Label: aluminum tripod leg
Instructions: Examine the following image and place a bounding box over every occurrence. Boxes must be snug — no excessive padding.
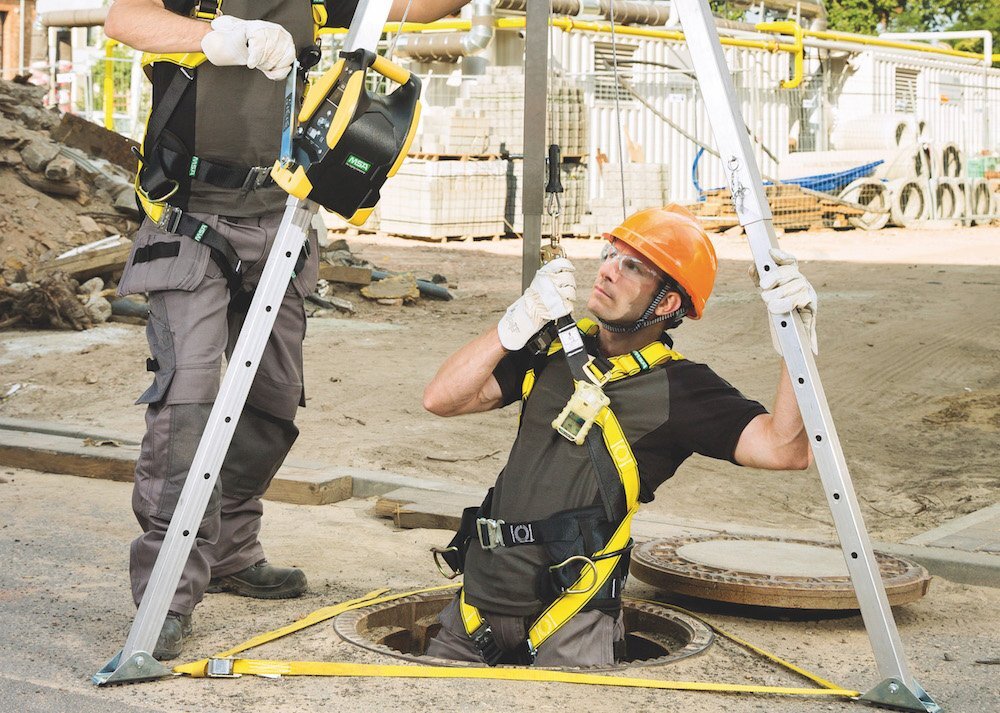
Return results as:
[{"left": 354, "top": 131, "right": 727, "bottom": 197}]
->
[
  {"left": 93, "top": 197, "right": 316, "bottom": 685},
  {"left": 520, "top": 0, "right": 548, "bottom": 290},
  {"left": 671, "top": 2, "right": 939, "bottom": 711}
]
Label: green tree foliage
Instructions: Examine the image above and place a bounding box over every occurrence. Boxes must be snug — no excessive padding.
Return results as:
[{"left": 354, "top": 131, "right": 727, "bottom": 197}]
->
[
  {"left": 829, "top": 1, "right": 999, "bottom": 56},
  {"left": 827, "top": 0, "right": 900, "bottom": 35}
]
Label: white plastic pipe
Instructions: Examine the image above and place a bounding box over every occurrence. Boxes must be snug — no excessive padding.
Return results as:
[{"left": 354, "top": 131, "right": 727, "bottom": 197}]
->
[
  {"left": 395, "top": 0, "right": 495, "bottom": 61},
  {"left": 39, "top": 8, "right": 109, "bottom": 28}
]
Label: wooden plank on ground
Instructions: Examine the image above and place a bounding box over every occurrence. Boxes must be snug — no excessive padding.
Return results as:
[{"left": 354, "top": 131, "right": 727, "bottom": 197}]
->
[
  {"left": 375, "top": 487, "right": 480, "bottom": 530},
  {"left": 0, "top": 430, "right": 138, "bottom": 481},
  {"left": 264, "top": 464, "right": 352, "bottom": 505},
  {"left": 0, "top": 426, "right": 350, "bottom": 506},
  {"left": 318, "top": 262, "right": 372, "bottom": 285},
  {"left": 33, "top": 242, "right": 133, "bottom": 282}
]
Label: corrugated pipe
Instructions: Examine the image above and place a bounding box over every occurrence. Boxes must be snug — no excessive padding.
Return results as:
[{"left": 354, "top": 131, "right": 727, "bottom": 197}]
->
[
  {"left": 394, "top": 0, "right": 495, "bottom": 61},
  {"left": 39, "top": 8, "right": 108, "bottom": 28},
  {"left": 497, "top": 0, "right": 677, "bottom": 27}
]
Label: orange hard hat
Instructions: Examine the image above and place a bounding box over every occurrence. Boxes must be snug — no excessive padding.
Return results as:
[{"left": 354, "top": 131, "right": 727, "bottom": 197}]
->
[{"left": 605, "top": 204, "right": 717, "bottom": 319}]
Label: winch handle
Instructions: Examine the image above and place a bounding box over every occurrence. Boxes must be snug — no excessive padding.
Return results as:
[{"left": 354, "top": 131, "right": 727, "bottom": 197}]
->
[
  {"left": 545, "top": 144, "right": 563, "bottom": 194},
  {"left": 370, "top": 54, "right": 412, "bottom": 86}
]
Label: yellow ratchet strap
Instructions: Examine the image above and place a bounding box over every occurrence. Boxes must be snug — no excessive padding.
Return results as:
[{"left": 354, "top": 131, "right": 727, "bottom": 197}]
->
[{"left": 172, "top": 585, "right": 858, "bottom": 700}]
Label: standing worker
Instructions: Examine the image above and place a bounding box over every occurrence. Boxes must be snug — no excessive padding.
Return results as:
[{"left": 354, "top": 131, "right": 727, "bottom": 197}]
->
[
  {"left": 104, "top": 0, "right": 470, "bottom": 660},
  {"left": 422, "top": 205, "right": 818, "bottom": 666}
]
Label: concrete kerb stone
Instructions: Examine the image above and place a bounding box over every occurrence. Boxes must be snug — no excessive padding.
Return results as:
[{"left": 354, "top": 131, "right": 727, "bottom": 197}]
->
[
  {"left": 872, "top": 542, "right": 1000, "bottom": 589},
  {"left": 2, "top": 418, "right": 995, "bottom": 589}
]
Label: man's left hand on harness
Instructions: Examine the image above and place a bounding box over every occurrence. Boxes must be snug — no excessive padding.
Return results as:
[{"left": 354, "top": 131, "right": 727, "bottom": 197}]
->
[
  {"left": 497, "top": 257, "right": 576, "bottom": 351},
  {"left": 751, "top": 247, "right": 818, "bottom": 355}
]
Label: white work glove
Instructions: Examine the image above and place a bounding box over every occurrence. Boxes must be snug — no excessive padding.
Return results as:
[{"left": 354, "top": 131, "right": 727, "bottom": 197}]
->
[
  {"left": 750, "top": 247, "right": 818, "bottom": 355},
  {"left": 245, "top": 20, "right": 296, "bottom": 80},
  {"left": 497, "top": 257, "right": 577, "bottom": 351},
  {"left": 201, "top": 16, "right": 295, "bottom": 81}
]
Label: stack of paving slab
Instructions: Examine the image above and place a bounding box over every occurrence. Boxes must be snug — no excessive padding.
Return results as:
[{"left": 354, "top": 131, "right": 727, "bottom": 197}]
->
[
  {"left": 504, "top": 161, "right": 587, "bottom": 235},
  {"left": 414, "top": 105, "right": 494, "bottom": 156},
  {"left": 378, "top": 159, "right": 508, "bottom": 239},
  {"left": 573, "top": 163, "right": 671, "bottom": 236},
  {"left": 411, "top": 67, "right": 588, "bottom": 156}
]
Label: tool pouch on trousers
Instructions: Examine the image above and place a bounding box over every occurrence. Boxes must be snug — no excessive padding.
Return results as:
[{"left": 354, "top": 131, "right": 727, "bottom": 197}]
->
[{"left": 117, "top": 217, "right": 217, "bottom": 297}]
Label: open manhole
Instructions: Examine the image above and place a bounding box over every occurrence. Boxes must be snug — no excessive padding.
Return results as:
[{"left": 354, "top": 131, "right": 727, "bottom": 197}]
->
[
  {"left": 334, "top": 591, "right": 714, "bottom": 671},
  {"left": 631, "top": 535, "right": 932, "bottom": 610}
]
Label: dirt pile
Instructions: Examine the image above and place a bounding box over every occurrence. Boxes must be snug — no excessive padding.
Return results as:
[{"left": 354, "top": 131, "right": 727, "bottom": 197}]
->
[{"left": 0, "top": 78, "right": 138, "bottom": 282}]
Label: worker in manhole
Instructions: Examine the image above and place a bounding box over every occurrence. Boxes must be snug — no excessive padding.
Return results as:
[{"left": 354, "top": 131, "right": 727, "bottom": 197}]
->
[
  {"left": 104, "top": 0, "right": 472, "bottom": 662},
  {"left": 423, "top": 205, "right": 817, "bottom": 666}
]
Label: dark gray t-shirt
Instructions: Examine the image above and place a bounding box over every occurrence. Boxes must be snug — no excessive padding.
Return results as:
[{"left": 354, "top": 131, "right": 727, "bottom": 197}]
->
[
  {"left": 463, "top": 333, "right": 768, "bottom": 616},
  {"left": 157, "top": 0, "right": 360, "bottom": 216}
]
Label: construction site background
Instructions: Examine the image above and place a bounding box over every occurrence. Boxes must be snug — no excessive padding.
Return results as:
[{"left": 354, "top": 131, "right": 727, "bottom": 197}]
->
[{"left": 28, "top": 5, "right": 998, "bottom": 242}]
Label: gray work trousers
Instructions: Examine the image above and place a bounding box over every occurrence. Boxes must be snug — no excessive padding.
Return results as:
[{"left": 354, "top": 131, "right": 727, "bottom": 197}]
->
[
  {"left": 426, "top": 594, "right": 625, "bottom": 668},
  {"left": 118, "top": 211, "right": 319, "bottom": 615}
]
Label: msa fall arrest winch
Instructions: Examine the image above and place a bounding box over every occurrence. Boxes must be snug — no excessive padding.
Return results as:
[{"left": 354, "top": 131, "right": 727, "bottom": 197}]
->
[{"left": 270, "top": 48, "right": 421, "bottom": 226}]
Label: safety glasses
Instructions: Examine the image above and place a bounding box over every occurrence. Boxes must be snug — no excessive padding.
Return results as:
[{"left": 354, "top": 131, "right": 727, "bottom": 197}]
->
[{"left": 599, "top": 241, "right": 662, "bottom": 282}]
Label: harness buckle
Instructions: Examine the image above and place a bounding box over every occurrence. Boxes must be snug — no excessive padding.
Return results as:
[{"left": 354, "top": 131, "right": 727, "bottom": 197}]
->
[
  {"left": 156, "top": 205, "right": 183, "bottom": 234},
  {"left": 205, "top": 657, "right": 241, "bottom": 678},
  {"left": 470, "top": 623, "right": 504, "bottom": 667},
  {"left": 242, "top": 166, "right": 273, "bottom": 192},
  {"left": 476, "top": 517, "right": 506, "bottom": 550}
]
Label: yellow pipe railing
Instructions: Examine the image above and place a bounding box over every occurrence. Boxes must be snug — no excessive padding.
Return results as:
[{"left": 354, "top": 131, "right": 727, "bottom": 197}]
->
[
  {"left": 322, "top": 16, "right": 798, "bottom": 54},
  {"left": 322, "top": 15, "right": 994, "bottom": 66},
  {"left": 803, "top": 27, "right": 989, "bottom": 63},
  {"left": 754, "top": 20, "right": 803, "bottom": 88},
  {"left": 320, "top": 16, "right": 801, "bottom": 88}
]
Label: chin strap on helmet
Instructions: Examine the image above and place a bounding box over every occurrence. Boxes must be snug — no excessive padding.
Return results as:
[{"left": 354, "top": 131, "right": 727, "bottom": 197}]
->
[{"left": 598, "top": 282, "right": 688, "bottom": 334}]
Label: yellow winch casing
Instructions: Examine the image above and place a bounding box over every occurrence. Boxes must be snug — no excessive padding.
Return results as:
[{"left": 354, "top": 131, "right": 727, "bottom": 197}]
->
[{"left": 271, "top": 49, "right": 421, "bottom": 226}]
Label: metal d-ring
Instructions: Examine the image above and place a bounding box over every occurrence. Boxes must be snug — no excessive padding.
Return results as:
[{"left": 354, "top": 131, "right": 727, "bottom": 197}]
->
[
  {"left": 431, "top": 546, "right": 461, "bottom": 580},
  {"left": 550, "top": 555, "right": 599, "bottom": 594}
]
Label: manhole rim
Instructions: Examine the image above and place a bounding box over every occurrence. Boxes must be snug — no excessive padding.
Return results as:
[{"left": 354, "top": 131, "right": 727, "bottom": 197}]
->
[
  {"left": 630, "top": 535, "right": 931, "bottom": 609},
  {"left": 334, "top": 591, "right": 714, "bottom": 671}
]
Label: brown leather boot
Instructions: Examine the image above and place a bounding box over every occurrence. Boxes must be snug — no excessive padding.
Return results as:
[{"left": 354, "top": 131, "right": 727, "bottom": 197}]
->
[{"left": 152, "top": 612, "right": 192, "bottom": 661}]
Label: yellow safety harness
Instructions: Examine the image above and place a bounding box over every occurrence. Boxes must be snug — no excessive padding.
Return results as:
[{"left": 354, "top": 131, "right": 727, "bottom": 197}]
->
[
  {"left": 449, "top": 319, "right": 686, "bottom": 664},
  {"left": 171, "top": 585, "right": 860, "bottom": 702},
  {"left": 132, "top": 0, "right": 327, "bottom": 291}
]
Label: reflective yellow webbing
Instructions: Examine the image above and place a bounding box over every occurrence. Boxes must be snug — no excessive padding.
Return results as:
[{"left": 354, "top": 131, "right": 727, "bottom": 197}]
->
[
  {"left": 462, "top": 319, "right": 684, "bottom": 655},
  {"left": 172, "top": 585, "right": 859, "bottom": 700}
]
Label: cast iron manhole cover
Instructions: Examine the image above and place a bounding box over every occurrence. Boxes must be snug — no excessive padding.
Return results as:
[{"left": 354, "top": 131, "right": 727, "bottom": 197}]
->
[
  {"left": 335, "top": 590, "right": 714, "bottom": 671},
  {"left": 630, "top": 535, "right": 931, "bottom": 609}
]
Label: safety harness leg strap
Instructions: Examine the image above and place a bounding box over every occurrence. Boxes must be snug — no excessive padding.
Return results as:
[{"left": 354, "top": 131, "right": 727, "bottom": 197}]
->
[{"left": 159, "top": 209, "right": 244, "bottom": 291}]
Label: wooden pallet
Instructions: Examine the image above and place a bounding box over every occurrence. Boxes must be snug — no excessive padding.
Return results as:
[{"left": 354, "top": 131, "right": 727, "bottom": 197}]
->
[
  {"left": 407, "top": 153, "right": 503, "bottom": 162},
  {"left": 383, "top": 231, "right": 507, "bottom": 244},
  {"left": 692, "top": 184, "right": 868, "bottom": 232}
]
